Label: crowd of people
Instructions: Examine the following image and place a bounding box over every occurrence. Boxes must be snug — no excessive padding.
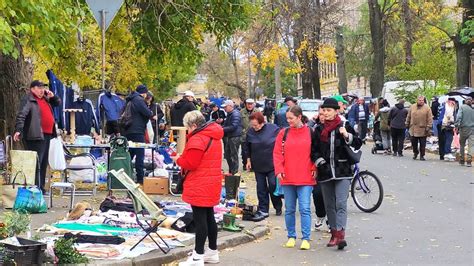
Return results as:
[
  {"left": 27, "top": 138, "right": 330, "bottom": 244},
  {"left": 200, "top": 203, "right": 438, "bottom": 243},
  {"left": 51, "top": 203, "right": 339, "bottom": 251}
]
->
[{"left": 12, "top": 80, "right": 473, "bottom": 265}]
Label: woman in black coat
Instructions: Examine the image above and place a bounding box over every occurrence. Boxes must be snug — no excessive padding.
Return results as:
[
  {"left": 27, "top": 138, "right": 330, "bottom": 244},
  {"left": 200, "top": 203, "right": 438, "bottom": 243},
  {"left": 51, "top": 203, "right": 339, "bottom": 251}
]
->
[
  {"left": 312, "top": 98, "right": 362, "bottom": 250},
  {"left": 243, "top": 112, "right": 282, "bottom": 221}
]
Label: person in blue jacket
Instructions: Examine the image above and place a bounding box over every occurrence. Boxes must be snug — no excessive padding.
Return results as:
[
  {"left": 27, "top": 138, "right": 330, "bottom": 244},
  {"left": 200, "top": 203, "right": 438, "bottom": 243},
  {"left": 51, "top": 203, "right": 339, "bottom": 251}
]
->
[
  {"left": 70, "top": 96, "right": 101, "bottom": 140},
  {"left": 97, "top": 90, "right": 125, "bottom": 136},
  {"left": 123, "top": 85, "right": 157, "bottom": 184},
  {"left": 348, "top": 97, "right": 370, "bottom": 141},
  {"left": 274, "top": 96, "right": 297, "bottom": 128},
  {"left": 221, "top": 100, "right": 242, "bottom": 175}
]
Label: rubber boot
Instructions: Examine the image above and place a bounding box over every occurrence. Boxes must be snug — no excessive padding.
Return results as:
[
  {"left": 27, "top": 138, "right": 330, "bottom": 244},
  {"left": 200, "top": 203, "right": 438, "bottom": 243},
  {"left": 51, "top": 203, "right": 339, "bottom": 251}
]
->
[
  {"left": 222, "top": 213, "right": 241, "bottom": 232},
  {"left": 327, "top": 229, "right": 337, "bottom": 247},
  {"left": 336, "top": 230, "right": 347, "bottom": 250}
]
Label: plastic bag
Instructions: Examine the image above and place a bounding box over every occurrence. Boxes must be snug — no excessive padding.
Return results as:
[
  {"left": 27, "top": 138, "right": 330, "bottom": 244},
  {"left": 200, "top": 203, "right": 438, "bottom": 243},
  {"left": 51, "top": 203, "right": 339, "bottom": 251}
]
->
[
  {"left": 273, "top": 177, "right": 284, "bottom": 197},
  {"left": 48, "top": 137, "right": 66, "bottom": 170},
  {"left": 68, "top": 157, "right": 96, "bottom": 182},
  {"left": 13, "top": 186, "right": 47, "bottom": 213}
]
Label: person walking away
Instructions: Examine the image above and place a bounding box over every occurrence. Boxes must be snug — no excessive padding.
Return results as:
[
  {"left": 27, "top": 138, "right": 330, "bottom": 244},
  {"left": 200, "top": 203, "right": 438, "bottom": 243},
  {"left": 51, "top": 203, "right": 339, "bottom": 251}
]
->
[
  {"left": 263, "top": 100, "right": 275, "bottom": 123},
  {"left": 221, "top": 100, "right": 242, "bottom": 175},
  {"left": 389, "top": 99, "right": 408, "bottom": 156},
  {"left": 348, "top": 97, "right": 369, "bottom": 143},
  {"left": 14, "top": 80, "right": 60, "bottom": 193},
  {"left": 274, "top": 96, "right": 297, "bottom": 128},
  {"left": 170, "top": 90, "right": 197, "bottom": 127},
  {"left": 438, "top": 98, "right": 457, "bottom": 161},
  {"left": 312, "top": 98, "right": 362, "bottom": 250},
  {"left": 375, "top": 99, "right": 392, "bottom": 154},
  {"left": 455, "top": 97, "right": 474, "bottom": 167},
  {"left": 240, "top": 99, "right": 259, "bottom": 170},
  {"left": 431, "top": 97, "right": 440, "bottom": 136},
  {"left": 175, "top": 111, "right": 224, "bottom": 265},
  {"left": 405, "top": 96, "right": 433, "bottom": 161},
  {"left": 209, "top": 103, "right": 226, "bottom": 125},
  {"left": 243, "top": 112, "right": 282, "bottom": 220},
  {"left": 273, "top": 105, "right": 315, "bottom": 250},
  {"left": 122, "top": 85, "right": 157, "bottom": 184}
]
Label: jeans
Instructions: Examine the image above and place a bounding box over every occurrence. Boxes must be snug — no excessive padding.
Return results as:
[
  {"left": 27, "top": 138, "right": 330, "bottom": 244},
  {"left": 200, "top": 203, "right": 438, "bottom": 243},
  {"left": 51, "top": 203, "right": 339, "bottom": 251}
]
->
[
  {"left": 432, "top": 120, "right": 439, "bottom": 137},
  {"left": 444, "top": 129, "right": 454, "bottom": 154},
  {"left": 192, "top": 206, "right": 218, "bottom": 254},
  {"left": 358, "top": 120, "right": 368, "bottom": 140},
  {"left": 255, "top": 171, "right": 282, "bottom": 213},
  {"left": 24, "top": 134, "right": 53, "bottom": 191},
  {"left": 126, "top": 134, "right": 145, "bottom": 184},
  {"left": 381, "top": 130, "right": 391, "bottom": 150},
  {"left": 410, "top": 136, "right": 427, "bottom": 157},
  {"left": 224, "top": 136, "right": 240, "bottom": 174},
  {"left": 391, "top": 128, "right": 405, "bottom": 155},
  {"left": 282, "top": 185, "right": 313, "bottom": 240},
  {"left": 320, "top": 179, "right": 351, "bottom": 230},
  {"left": 312, "top": 183, "right": 326, "bottom": 218},
  {"left": 459, "top": 127, "right": 473, "bottom": 162},
  {"left": 241, "top": 142, "right": 249, "bottom": 169}
]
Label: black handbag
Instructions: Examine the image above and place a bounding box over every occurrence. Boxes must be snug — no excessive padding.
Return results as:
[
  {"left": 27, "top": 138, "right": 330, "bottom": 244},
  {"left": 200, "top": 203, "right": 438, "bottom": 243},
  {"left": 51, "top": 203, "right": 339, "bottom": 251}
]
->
[{"left": 343, "top": 145, "right": 362, "bottom": 165}]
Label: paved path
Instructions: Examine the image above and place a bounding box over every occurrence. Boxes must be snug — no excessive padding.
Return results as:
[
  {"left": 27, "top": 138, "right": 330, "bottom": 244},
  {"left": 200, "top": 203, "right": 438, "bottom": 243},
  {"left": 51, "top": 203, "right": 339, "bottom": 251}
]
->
[{"left": 218, "top": 145, "right": 474, "bottom": 265}]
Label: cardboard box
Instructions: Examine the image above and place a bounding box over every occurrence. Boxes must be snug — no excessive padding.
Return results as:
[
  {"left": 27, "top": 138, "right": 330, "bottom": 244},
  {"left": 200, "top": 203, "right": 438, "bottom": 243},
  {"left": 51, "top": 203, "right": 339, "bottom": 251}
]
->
[{"left": 143, "top": 177, "right": 169, "bottom": 195}]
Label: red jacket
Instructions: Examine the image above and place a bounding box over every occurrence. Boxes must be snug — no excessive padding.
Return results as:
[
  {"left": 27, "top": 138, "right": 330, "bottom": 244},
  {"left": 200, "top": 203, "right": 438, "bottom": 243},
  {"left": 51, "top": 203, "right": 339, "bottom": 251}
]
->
[
  {"left": 177, "top": 122, "right": 224, "bottom": 207},
  {"left": 273, "top": 125, "right": 315, "bottom": 186}
]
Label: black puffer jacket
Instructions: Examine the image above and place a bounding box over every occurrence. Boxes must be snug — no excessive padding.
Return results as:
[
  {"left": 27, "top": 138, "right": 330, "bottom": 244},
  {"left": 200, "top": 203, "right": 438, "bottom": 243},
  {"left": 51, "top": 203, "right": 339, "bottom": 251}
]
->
[
  {"left": 15, "top": 93, "right": 60, "bottom": 140},
  {"left": 311, "top": 122, "right": 362, "bottom": 182},
  {"left": 222, "top": 109, "right": 242, "bottom": 138},
  {"left": 123, "top": 92, "right": 153, "bottom": 136},
  {"left": 170, "top": 98, "right": 196, "bottom": 126}
]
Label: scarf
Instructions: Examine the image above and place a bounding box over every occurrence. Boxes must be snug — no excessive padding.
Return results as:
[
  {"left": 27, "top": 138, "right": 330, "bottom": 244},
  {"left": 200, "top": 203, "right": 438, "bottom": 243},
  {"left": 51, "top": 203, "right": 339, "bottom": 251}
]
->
[{"left": 320, "top": 115, "right": 341, "bottom": 143}]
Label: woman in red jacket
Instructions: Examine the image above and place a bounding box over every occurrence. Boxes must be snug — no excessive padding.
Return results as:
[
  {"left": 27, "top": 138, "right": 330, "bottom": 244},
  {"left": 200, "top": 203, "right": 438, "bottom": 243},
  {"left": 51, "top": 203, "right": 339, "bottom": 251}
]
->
[
  {"left": 175, "top": 111, "right": 224, "bottom": 265},
  {"left": 273, "top": 105, "right": 315, "bottom": 250}
]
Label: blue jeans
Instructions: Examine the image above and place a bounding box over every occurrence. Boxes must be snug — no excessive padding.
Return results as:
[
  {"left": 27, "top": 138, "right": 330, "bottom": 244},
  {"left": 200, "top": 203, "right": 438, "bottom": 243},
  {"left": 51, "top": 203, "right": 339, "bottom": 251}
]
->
[
  {"left": 255, "top": 171, "right": 282, "bottom": 214},
  {"left": 444, "top": 129, "right": 454, "bottom": 154},
  {"left": 282, "top": 185, "right": 313, "bottom": 240},
  {"left": 126, "top": 134, "right": 145, "bottom": 184}
]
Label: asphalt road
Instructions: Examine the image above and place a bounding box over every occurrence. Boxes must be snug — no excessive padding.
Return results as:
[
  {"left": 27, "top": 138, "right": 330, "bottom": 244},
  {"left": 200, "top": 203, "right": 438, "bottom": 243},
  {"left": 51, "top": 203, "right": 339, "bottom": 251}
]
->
[{"left": 218, "top": 145, "right": 474, "bottom": 265}]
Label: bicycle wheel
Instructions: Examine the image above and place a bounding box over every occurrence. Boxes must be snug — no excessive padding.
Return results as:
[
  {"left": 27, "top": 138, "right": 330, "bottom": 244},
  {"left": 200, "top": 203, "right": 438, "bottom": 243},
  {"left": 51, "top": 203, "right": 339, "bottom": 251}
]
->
[{"left": 351, "top": 170, "right": 383, "bottom": 213}]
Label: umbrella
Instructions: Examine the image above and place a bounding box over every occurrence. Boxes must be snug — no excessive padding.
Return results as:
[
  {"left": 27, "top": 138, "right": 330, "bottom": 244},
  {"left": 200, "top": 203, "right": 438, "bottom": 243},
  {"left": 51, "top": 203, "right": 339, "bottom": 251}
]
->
[{"left": 446, "top": 87, "right": 474, "bottom": 97}]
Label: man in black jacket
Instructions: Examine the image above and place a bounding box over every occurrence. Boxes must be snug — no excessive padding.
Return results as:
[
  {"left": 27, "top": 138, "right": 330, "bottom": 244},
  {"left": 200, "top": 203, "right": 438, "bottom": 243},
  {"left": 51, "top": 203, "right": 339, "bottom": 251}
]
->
[
  {"left": 14, "top": 80, "right": 60, "bottom": 192},
  {"left": 170, "top": 90, "right": 197, "bottom": 126},
  {"left": 221, "top": 100, "right": 242, "bottom": 174},
  {"left": 123, "top": 85, "right": 157, "bottom": 184},
  {"left": 389, "top": 99, "right": 408, "bottom": 156},
  {"left": 209, "top": 103, "right": 226, "bottom": 124}
]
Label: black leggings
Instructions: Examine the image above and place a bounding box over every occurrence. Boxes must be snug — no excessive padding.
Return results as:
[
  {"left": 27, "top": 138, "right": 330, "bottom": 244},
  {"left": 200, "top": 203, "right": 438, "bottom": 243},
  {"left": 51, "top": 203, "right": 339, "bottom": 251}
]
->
[
  {"left": 312, "top": 183, "right": 326, "bottom": 218},
  {"left": 192, "top": 206, "right": 218, "bottom": 254}
]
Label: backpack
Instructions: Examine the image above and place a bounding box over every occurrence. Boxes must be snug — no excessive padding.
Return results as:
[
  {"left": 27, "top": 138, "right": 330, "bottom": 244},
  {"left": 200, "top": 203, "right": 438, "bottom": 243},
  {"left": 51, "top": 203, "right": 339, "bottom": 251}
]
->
[{"left": 119, "top": 101, "right": 133, "bottom": 130}]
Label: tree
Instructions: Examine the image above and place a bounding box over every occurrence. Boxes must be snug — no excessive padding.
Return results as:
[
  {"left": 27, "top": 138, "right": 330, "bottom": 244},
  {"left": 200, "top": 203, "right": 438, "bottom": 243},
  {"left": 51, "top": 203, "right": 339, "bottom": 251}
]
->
[{"left": 335, "top": 26, "right": 348, "bottom": 93}]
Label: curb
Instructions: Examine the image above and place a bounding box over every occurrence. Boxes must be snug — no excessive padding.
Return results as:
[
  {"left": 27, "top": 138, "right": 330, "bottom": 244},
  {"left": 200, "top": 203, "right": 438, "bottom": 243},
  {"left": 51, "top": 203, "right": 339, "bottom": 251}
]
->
[{"left": 127, "top": 224, "right": 269, "bottom": 265}]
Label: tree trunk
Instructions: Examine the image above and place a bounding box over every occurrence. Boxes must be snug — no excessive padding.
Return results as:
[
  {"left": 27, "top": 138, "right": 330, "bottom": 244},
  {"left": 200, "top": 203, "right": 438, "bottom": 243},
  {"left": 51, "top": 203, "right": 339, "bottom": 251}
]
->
[
  {"left": 368, "top": 0, "right": 385, "bottom": 97},
  {"left": 401, "top": 0, "right": 414, "bottom": 65},
  {"left": 0, "top": 42, "right": 33, "bottom": 141},
  {"left": 311, "top": 56, "right": 321, "bottom": 99},
  {"left": 274, "top": 58, "right": 282, "bottom": 100},
  {"left": 336, "top": 26, "right": 348, "bottom": 94},
  {"left": 454, "top": 0, "right": 474, "bottom": 87}
]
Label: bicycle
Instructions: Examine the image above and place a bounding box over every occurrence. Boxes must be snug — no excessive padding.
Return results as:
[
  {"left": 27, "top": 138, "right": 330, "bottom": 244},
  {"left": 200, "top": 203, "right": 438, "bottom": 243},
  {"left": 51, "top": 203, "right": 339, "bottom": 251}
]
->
[{"left": 351, "top": 163, "right": 383, "bottom": 213}]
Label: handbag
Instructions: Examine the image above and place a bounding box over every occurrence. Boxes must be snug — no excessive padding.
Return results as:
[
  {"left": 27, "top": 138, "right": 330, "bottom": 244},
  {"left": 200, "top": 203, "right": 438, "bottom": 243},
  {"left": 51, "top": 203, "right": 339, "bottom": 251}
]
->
[
  {"left": 10, "top": 150, "right": 37, "bottom": 185},
  {"left": 1, "top": 171, "right": 27, "bottom": 209},
  {"left": 343, "top": 144, "right": 362, "bottom": 165},
  {"left": 48, "top": 136, "right": 66, "bottom": 170},
  {"left": 13, "top": 184, "right": 47, "bottom": 214},
  {"left": 176, "top": 139, "right": 213, "bottom": 193}
]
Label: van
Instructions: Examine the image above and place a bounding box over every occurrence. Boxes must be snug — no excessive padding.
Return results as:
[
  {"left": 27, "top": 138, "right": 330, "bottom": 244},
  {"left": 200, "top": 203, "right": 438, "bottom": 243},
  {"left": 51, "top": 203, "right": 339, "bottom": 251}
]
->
[{"left": 382, "top": 80, "right": 434, "bottom": 106}]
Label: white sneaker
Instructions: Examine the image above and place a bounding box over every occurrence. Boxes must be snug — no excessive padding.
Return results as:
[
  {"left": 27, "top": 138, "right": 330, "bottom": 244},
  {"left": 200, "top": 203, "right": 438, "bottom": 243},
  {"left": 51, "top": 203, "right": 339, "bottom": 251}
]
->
[
  {"left": 445, "top": 154, "right": 456, "bottom": 161},
  {"left": 179, "top": 250, "right": 204, "bottom": 266},
  {"left": 204, "top": 248, "right": 220, "bottom": 264},
  {"left": 314, "top": 217, "right": 325, "bottom": 231}
]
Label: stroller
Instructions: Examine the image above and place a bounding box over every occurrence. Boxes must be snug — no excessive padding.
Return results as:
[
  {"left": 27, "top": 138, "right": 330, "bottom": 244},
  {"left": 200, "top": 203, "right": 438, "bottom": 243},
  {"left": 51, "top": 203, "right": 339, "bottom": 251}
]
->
[{"left": 371, "top": 121, "right": 385, "bottom": 154}]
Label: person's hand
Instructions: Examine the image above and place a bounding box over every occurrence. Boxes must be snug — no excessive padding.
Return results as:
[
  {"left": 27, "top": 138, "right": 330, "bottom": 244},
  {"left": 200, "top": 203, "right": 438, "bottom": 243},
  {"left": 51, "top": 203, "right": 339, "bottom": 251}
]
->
[
  {"left": 45, "top": 89, "right": 54, "bottom": 98},
  {"left": 171, "top": 154, "right": 180, "bottom": 162},
  {"left": 13, "top": 132, "right": 21, "bottom": 142},
  {"left": 246, "top": 161, "right": 251, "bottom": 171},
  {"left": 216, "top": 118, "right": 223, "bottom": 124},
  {"left": 277, "top": 173, "right": 284, "bottom": 182},
  {"left": 152, "top": 115, "right": 158, "bottom": 121},
  {"left": 339, "top": 127, "right": 349, "bottom": 138},
  {"left": 159, "top": 123, "right": 166, "bottom": 130}
]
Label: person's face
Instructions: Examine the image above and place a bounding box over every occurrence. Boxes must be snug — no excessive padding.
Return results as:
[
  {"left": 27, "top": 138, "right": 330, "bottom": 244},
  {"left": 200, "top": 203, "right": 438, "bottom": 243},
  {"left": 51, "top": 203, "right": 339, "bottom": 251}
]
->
[
  {"left": 31, "top": 86, "right": 46, "bottom": 98},
  {"left": 246, "top": 103, "right": 254, "bottom": 110},
  {"left": 318, "top": 108, "right": 326, "bottom": 123},
  {"left": 466, "top": 99, "right": 472, "bottom": 105},
  {"left": 186, "top": 96, "right": 194, "bottom": 102},
  {"left": 286, "top": 100, "right": 295, "bottom": 107},
  {"left": 250, "top": 119, "right": 264, "bottom": 131},
  {"left": 323, "top": 108, "right": 338, "bottom": 121},
  {"left": 417, "top": 97, "right": 424, "bottom": 106},
  {"left": 224, "top": 105, "right": 233, "bottom": 112},
  {"left": 286, "top": 111, "right": 302, "bottom": 128},
  {"left": 338, "top": 102, "right": 346, "bottom": 112},
  {"left": 358, "top": 99, "right": 364, "bottom": 105},
  {"left": 212, "top": 106, "right": 218, "bottom": 111}
]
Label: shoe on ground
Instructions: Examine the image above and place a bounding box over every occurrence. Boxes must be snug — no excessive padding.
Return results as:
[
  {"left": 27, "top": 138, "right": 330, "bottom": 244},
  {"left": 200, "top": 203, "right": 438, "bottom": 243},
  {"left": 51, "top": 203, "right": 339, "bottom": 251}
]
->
[
  {"left": 284, "top": 238, "right": 296, "bottom": 248},
  {"left": 413, "top": 153, "right": 418, "bottom": 160},
  {"left": 459, "top": 160, "right": 465, "bottom": 166},
  {"left": 392, "top": 153, "right": 397, "bottom": 157},
  {"left": 300, "top": 240, "right": 310, "bottom": 250},
  {"left": 467, "top": 161, "right": 472, "bottom": 167},
  {"left": 179, "top": 250, "right": 204, "bottom": 266},
  {"left": 251, "top": 211, "right": 269, "bottom": 222},
  {"left": 275, "top": 208, "right": 282, "bottom": 216},
  {"left": 204, "top": 248, "right": 219, "bottom": 264},
  {"left": 398, "top": 153, "right": 403, "bottom": 157},
  {"left": 420, "top": 156, "right": 426, "bottom": 161},
  {"left": 314, "top": 216, "right": 325, "bottom": 231}
]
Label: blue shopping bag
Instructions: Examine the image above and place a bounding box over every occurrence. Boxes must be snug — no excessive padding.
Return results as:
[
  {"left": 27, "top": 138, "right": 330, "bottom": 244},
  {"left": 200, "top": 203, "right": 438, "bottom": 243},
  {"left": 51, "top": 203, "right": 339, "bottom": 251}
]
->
[
  {"left": 273, "top": 177, "right": 284, "bottom": 197},
  {"left": 13, "top": 186, "right": 47, "bottom": 213}
]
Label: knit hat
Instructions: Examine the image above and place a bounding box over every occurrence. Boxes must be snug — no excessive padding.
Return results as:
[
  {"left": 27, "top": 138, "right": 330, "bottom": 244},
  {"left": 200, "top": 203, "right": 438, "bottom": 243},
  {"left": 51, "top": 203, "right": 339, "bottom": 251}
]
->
[
  {"left": 332, "top": 95, "right": 348, "bottom": 105},
  {"left": 320, "top": 98, "right": 340, "bottom": 110},
  {"left": 136, "top": 84, "right": 148, "bottom": 94}
]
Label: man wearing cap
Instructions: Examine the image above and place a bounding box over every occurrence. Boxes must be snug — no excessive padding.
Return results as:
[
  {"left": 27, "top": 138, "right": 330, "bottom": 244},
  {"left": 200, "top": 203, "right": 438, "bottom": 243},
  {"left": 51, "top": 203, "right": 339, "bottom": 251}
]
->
[
  {"left": 240, "top": 99, "right": 259, "bottom": 168},
  {"left": 221, "top": 100, "right": 242, "bottom": 174},
  {"left": 209, "top": 103, "right": 226, "bottom": 124},
  {"left": 455, "top": 97, "right": 473, "bottom": 167},
  {"left": 274, "top": 96, "right": 297, "bottom": 128},
  {"left": 123, "top": 85, "right": 157, "bottom": 184},
  {"left": 14, "top": 80, "right": 60, "bottom": 192},
  {"left": 170, "top": 90, "right": 197, "bottom": 126}
]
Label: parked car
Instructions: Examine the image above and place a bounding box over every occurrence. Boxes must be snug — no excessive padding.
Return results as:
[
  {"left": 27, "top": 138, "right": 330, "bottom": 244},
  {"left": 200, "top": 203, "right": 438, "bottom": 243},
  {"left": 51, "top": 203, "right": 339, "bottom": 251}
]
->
[{"left": 298, "top": 99, "right": 323, "bottom": 119}]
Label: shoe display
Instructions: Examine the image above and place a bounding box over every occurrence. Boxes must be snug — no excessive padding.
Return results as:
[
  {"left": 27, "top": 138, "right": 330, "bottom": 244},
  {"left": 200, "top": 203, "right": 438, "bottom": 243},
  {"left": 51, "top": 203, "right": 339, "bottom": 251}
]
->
[
  {"left": 300, "top": 240, "right": 310, "bottom": 250},
  {"left": 285, "top": 238, "right": 296, "bottom": 248},
  {"left": 204, "top": 248, "right": 219, "bottom": 264}
]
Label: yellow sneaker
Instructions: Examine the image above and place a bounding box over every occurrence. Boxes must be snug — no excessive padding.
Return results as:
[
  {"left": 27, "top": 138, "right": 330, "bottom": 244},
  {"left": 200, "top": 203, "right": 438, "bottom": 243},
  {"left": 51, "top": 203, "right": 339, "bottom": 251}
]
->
[
  {"left": 284, "top": 238, "right": 296, "bottom": 248},
  {"left": 300, "top": 240, "right": 310, "bottom": 250}
]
